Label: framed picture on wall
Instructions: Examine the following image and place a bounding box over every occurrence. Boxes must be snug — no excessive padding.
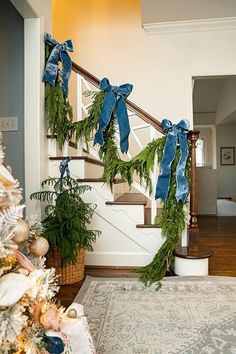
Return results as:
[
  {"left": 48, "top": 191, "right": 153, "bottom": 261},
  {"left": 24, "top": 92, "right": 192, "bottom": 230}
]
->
[{"left": 220, "top": 147, "right": 235, "bottom": 166}]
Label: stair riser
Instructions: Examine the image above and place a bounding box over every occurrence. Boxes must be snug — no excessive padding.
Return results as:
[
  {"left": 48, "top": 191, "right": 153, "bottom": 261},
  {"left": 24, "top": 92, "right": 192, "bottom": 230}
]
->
[
  {"left": 49, "top": 159, "right": 104, "bottom": 179},
  {"left": 49, "top": 160, "right": 86, "bottom": 179}
]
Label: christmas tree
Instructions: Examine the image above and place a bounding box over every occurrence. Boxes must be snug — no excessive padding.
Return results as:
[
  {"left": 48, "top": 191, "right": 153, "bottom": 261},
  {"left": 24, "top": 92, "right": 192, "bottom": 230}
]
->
[{"left": 0, "top": 132, "right": 67, "bottom": 353}]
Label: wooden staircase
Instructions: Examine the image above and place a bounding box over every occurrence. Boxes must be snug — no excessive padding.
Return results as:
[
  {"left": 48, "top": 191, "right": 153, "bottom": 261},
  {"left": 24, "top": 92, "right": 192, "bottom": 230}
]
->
[{"left": 47, "top": 63, "right": 212, "bottom": 271}]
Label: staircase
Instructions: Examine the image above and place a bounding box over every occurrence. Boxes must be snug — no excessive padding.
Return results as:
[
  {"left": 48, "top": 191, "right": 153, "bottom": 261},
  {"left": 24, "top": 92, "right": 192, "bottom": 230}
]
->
[{"left": 47, "top": 62, "right": 202, "bottom": 268}]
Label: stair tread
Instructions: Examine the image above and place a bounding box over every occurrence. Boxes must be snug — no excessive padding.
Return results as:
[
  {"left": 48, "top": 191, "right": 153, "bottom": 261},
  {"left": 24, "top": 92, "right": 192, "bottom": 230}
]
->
[
  {"left": 106, "top": 200, "right": 147, "bottom": 206},
  {"left": 136, "top": 224, "right": 160, "bottom": 228},
  {"left": 49, "top": 156, "right": 104, "bottom": 167},
  {"left": 77, "top": 178, "right": 124, "bottom": 184},
  {"left": 115, "top": 193, "right": 147, "bottom": 203}
]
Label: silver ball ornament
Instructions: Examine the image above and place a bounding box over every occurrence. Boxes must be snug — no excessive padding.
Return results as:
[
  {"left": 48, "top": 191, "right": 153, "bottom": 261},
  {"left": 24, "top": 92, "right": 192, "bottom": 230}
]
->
[
  {"left": 12, "top": 219, "right": 30, "bottom": 243},
  {"left": 67, "top": 309, "right": 77, "bottom": 318},
  {"left": 29, "top": 236, "right": 49, "bottom": 257}
]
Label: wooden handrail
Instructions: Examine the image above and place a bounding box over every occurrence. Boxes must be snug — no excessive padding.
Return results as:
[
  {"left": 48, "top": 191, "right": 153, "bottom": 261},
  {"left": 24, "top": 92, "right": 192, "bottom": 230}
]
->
[{"left": 72, "top": 62, "right": 163, "bottom": 134}]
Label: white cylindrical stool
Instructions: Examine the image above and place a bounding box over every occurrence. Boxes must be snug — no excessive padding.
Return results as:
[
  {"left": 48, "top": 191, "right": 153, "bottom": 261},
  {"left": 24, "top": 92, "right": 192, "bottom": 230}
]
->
[{"left": 174, "top": 246, "right": 212, "bottom": 276}]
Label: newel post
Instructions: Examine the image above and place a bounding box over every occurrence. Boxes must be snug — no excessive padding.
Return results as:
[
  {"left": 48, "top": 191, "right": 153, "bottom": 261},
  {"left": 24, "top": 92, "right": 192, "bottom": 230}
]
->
[{"left": 188, "top": 130, "right": 199, "bottom": 253}]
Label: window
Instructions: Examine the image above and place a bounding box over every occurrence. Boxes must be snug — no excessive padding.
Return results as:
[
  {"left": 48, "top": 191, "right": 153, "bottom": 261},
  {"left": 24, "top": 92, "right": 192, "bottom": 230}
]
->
[{"left": 196, "top": 138, "right": 205, "bottom": 167}]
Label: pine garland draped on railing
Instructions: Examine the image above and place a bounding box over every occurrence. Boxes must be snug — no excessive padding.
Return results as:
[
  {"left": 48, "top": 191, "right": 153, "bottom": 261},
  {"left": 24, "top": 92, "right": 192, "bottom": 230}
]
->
[{"left": 44, "top": 36, "right": 190, "bottom": 284}]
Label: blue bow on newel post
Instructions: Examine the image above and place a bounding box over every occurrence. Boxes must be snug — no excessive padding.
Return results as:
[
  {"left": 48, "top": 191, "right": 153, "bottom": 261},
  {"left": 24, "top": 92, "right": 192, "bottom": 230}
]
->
[
  {"left": 43, "top": 33, "right": 73, "bottom": 96},
  {"left": 155, "top": 119, "right": 190, "bottom": 203},
  {"left": 94, "top": 78, "right": 133, "bottom": 154}
]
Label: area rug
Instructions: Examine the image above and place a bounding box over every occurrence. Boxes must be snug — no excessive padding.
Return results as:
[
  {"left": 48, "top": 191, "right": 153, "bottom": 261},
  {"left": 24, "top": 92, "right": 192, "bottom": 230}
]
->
[{"left": 74, "top": 276, "right": 236, "bottom": 353}]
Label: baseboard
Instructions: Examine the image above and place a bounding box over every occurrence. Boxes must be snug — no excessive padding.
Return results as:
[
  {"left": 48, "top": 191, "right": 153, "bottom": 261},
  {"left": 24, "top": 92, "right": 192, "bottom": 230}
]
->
[
  {"left": 85, "top": 265, "right": 139, "bottom": 270},
  {"left": 85, "top": 251, "right": 153, "bottom": 267}
]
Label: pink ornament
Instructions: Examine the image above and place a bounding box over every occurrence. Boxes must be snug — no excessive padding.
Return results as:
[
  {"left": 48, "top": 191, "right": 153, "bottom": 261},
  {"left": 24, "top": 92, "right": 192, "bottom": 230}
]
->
[{"left": 40, "top": 304, "right": 61, "bottom": 331}]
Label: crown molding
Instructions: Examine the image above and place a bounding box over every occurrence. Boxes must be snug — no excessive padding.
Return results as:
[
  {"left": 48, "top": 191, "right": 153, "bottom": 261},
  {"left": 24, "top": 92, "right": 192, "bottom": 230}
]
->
[{"left": 143, "top": 17, "right": 236, "bottom": 35}]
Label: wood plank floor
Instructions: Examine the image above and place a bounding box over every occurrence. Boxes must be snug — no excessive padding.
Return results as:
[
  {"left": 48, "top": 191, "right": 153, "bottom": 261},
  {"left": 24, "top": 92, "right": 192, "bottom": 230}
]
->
[
  {"left": 57, "top": 216, "right": 236, "bottom": 308},
  {"left": 199, "top": 216, "right": 236, "bottom": 277}
]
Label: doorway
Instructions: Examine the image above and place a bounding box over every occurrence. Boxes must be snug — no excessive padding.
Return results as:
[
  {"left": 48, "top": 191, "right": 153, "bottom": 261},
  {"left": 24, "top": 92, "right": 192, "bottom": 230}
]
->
[
  {"left": 193, "top": 76, "right": 236, "bottom": 216},
  {"left": 193, "top": 76, "right": 236, "bottom": 275}
]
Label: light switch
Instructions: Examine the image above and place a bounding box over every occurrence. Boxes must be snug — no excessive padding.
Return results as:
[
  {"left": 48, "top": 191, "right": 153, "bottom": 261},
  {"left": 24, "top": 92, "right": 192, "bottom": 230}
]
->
[{"left": 0, "top": 117, "right": 18, "bottom": 131}]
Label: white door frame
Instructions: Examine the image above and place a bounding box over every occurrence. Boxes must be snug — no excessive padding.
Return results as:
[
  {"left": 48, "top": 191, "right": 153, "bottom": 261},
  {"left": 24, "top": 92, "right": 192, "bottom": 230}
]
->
[{"left": 10, "top": 1, "right": 49, "bottom": 218}]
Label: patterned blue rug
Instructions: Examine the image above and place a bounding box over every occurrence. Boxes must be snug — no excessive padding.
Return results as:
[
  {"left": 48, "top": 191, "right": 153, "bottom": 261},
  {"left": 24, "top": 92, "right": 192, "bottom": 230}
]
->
[{"left": 75, "top": 276, "right": 236, "bottom": 354}]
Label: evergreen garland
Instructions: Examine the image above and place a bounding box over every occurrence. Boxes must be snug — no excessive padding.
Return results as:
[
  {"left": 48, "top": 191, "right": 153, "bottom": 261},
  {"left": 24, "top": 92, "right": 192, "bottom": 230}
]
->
[
  {"left": 44, "top": 44, "right": 73, "bottom": 150},
  {"left": 65, "top": 91, "right": 105, "bottom": 150},
  {"left": 137, "top": 148, "right": 190, "bottom": 285},
  {"left": 44, "top": 84, "right": 191, "bottom": 282}
]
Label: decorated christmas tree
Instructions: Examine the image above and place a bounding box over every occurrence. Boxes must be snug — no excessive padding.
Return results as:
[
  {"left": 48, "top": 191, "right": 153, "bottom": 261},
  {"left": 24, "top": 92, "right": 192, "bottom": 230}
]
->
[{"left": 0, "top": 132, "right": 66, "bottom": 353}]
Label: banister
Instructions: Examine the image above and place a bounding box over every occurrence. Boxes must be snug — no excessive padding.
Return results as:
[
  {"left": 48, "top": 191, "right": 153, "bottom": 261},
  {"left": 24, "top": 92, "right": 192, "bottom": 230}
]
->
[
  {"left": 72, "top": 62, "right": 163, "bottom": 134},
  {"left": 188, "top": 130, "right": 200, "bottom": 253},
  {"left": 71, "top": 62, "right": 200, "bottom": 258}
]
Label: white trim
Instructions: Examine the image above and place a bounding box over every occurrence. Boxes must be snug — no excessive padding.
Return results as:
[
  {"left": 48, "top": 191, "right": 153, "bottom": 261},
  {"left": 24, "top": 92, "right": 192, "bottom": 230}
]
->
[
  {"left": 143, "top": 17, "right": 236, "bottom": 35},
  {"left": 24, "top": 18, "right": 42, "bottom": 218},
  {"left": 85, "top": 251, "right": 154, "bottom": 266}
]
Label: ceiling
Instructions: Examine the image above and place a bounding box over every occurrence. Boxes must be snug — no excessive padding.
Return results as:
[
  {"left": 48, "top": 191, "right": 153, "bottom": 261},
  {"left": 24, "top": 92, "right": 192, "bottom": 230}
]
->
[
  {"left": 193, "top": 79, "right": 223, "bottom": 114},
  {"left": 193, "top": 77, "right": 236, "bottom": 125},
  {"left": 141, "top": 0, "right": 236, "bottom": 24}
]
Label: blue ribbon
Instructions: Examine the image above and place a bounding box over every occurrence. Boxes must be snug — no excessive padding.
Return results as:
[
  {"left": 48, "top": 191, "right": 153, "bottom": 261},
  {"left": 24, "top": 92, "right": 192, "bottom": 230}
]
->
[
  {"left": 155, "top": 119, "right": 190, "bottom": 203},
  {"left": 94, "top": 78, "right": 133, "bottom": 154},
  {"left": 43, "top": 33, "right": 73, "bottom": 96},
  {"left": 59, "top": 156, "right": 72, "bottom": 180}
]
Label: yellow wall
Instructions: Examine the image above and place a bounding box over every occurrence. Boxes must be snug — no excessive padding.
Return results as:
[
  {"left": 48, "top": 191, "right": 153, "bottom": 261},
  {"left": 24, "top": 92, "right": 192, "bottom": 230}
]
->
[{"left": 53, "top": 0, "right": 236, "bottom": 124}]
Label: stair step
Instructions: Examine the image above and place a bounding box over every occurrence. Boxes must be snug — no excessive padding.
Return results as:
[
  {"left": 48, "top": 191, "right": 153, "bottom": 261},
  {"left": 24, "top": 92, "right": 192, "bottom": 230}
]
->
[
  {"left": 144, "top": 207, "right": 162, "bottom": 224},
  {"left": 49, "top": 156, "right": 104, "bottom": 167},
  {"left": 115, "top": 193, "right": 147, "bottom": 204},
  {"left": 106, "top": 200, "right": 147, "bottom": 206},
  {"left": 77, "top": 178, "right": 124, "bottom": 184},
  {"left": 136, "top": 224, "right": 160, "bottom": 228}
]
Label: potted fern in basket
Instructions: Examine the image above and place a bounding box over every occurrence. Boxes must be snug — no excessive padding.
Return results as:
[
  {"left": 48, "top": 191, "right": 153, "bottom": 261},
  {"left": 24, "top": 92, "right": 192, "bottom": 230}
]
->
[{"left": 30, "top": 173, "right": 100, "bottom": 284}]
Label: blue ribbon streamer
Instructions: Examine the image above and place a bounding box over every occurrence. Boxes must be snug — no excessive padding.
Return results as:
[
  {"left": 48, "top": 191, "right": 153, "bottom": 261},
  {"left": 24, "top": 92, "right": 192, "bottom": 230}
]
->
[
  {"left": 155, "top": 119, "right": 190, "bottom": 203},
  {"left": 43, "top": 33, "right": 73, "bottom": 96},
  {"left": 59, "top": 156, "right": 71, "bottom": 180},
  {"left": 94, "top": 78, "right": 133, "bottom": 154}
]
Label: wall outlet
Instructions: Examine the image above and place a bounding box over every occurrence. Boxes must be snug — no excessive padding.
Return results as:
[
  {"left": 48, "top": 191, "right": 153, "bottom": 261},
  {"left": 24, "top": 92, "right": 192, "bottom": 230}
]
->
[{"left": 0, "top": 117, "right": 18, "bottom": 131}]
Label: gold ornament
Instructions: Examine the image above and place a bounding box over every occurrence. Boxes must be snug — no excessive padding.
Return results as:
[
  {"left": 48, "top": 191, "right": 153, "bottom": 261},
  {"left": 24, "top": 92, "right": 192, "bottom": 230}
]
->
[
  {"left": 67, "top": 308, "right": 77, "bottom": 318},
  {"left": 29, "top": 236, "right": 49, "bottom": 256},
  {"left": 2, "top": 255, "right": 17, "bottom": 267},
  {"left": 12, "top": 219, "right": 30, "bottom": 243}
]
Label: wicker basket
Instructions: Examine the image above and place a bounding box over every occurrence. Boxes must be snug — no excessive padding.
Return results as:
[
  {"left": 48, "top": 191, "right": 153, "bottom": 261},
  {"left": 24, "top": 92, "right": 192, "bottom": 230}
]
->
[{"left": 46, "top": 247, "right": 85, "bottom": 285}]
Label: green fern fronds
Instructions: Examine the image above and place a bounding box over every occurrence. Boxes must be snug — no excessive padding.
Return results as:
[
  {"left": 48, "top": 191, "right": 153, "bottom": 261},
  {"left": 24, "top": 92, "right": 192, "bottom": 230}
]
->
[{"left": 30, "top": 176, "right": 101, "bottom": 264}]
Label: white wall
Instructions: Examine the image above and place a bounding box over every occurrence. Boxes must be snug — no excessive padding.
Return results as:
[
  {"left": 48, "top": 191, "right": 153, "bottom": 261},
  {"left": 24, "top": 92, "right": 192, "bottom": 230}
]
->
[
  {"left": 0, "top": 0, "right": 24, "bottom": 192},
  {"left": 142, "top": 0, "right": 236, "bottom": 24},
  {"left": 53, "top": 0, "right": 236, "bottom": 129},
  {"left": 217, "top": 122, "right": 236, "bottom": 198},
  {"left": 216, "top": 78, "right": 236, "bottom": 124},
  {"left": 197, "top": 167, "right": 217, "bottom": 215}
]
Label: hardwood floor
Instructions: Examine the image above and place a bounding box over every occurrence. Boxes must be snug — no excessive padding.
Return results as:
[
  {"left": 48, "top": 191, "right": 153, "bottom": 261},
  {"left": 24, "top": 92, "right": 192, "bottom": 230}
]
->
[
  {"left": 199, "top": 216, "right": 236, "bottom": 277},
  {"left": 57, "top": 216, "right": 236, "bottom": 308}
]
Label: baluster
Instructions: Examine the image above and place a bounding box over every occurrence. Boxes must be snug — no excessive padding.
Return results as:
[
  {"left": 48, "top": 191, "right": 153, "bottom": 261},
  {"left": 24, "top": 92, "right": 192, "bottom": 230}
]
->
[
  {"left": 76, "top": 73, "right": 83, "bottom": 156},
  {"left": 188, "top": 130, "right": 199, "bottom": 253},
  {"left": 61, "top": 141, "right": 69, "bottom": 157},
  {"left": 48, "top": 133, "right": 57, "bottom": 158},
  {"left": 150, "top": 126, "right": 157, "bottom": 223}
]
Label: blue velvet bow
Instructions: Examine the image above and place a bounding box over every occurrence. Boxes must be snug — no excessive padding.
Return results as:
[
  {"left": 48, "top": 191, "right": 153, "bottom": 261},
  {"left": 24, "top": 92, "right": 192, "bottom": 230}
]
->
[
  {"left": 155, "top": 119, "right": 190, "bottom": 203},
  {"left": 43, "top": 33, "right": 73, "bottom": 96},
  {"left": 94, "top": 78, "right": 133, "bottom": 153}
]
